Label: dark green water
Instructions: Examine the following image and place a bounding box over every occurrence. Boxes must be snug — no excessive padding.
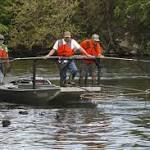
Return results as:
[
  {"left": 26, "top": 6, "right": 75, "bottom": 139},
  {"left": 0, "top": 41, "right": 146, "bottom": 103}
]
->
[{"left": 0, "top": 59, "right": 149, "bottom": 149}]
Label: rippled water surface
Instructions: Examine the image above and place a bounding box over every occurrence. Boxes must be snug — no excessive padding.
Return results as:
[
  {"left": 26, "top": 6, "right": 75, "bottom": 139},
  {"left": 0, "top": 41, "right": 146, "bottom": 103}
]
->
[{"left": 0, "top": 59, "right": 150, "bottom": 150}]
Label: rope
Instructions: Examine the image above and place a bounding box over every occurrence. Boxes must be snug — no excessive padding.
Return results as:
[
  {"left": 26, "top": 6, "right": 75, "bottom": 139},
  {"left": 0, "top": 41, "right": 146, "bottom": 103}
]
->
[
  {"left": 99, "top": 84, "right": 145, "bottom": 92},
  {"left": 145, "top": 89, "right": 150, "bottom": 95},
  {"left": 80, "top": 85, "right": 150, "bottom": 100}
]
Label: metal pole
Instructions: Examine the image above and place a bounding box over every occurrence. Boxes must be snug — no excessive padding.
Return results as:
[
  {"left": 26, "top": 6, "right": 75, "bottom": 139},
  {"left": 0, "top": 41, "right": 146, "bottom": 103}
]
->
[
  {"left": 96, "top": 58, "right": 101, "bottom": 85},
  {"left": 7, "top": 56, "right": 150, "bottom": 63},
  {"left": 32, "top": 60, "right": 36, "bottom": 89}
]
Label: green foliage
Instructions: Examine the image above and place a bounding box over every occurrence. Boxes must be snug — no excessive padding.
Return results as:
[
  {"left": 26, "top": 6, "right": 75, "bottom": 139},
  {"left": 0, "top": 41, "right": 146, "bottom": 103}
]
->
[
  {"left": 0, "top": 0, "right": 14, "bottom": 33},
  {"left": 75, "top": 0, "right": 113, "bottom": 34},
  {"left": 113, "top": 0, "right": 150, "bottom": 54},
  {"left": 0, "top": 0, "right": 150, "bottom": 55},
  {"left": 9, "top": 0, "right": 80, "bottom": 49},
  {"left": 114, "top": 0, "right": 150, "bottom": 33},
  {"left": 0, "top": 23, "right": 9, "bottom": 33},
  {"left": 73, "top": 0, "right": 116, "bottom": 51}
]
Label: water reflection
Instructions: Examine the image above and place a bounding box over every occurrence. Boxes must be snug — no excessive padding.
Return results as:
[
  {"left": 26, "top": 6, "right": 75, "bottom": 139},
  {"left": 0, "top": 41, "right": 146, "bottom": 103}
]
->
[
  {"left": 0, "top": 108, "right": 109, "bottom": 149},
  {"left": 0, "top": 96, "right": 149, "bottom": 149}
]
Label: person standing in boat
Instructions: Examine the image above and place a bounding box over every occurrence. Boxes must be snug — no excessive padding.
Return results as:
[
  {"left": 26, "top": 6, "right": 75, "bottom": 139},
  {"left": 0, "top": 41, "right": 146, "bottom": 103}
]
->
[
  {"left": 45, "top": 31, "right": 91, "bottom": 87},
  {"left": 79, "top": 33, "right": 104, "bottom": 85},
  {"left": 0, "top": 34, "right": 10, "bottom": 84}
]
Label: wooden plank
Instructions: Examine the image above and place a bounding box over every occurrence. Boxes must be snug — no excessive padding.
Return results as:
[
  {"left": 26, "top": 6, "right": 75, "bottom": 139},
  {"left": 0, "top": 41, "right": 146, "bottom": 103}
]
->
[{"left": 60, "top": 86, "right": 101, "bottom": 92}]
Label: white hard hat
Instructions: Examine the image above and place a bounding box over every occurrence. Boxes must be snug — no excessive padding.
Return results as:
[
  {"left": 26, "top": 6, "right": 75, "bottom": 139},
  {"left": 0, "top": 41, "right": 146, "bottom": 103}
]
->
[
  {"left": 92, "top": 34, "right": 100, "bottom": 41},
  {"left": 64, "top": 31, "right": 71, "bottom": 38},
  {"left": 0, "top": 34, "right": 4, "bottom": 40}
]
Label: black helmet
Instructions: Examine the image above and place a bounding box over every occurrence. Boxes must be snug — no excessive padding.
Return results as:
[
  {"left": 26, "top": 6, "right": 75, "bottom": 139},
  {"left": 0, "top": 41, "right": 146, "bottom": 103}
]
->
[{"left": 0, "top": 34, "right": 4, "bottom": 40}]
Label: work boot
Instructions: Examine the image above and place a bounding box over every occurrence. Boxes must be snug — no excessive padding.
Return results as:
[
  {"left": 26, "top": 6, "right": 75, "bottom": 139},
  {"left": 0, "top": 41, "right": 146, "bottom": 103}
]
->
[
  {"left": 60, "top": 80, "right": 66, "bottom": 87},
  {"left": 92, "top": 79, "right": 96, "bottom": 85},
  {"left": 68, "top": 75, "right": 76, "bottom": 86},
  {"left": 79, "top": 77, "right": 84, "bottom": 86},
  {"left": 67, "top": 79, "right": 76, "bottom": 86}
]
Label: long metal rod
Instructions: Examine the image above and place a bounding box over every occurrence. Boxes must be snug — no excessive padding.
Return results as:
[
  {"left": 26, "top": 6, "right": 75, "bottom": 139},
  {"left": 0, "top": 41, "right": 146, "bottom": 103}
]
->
[
  {"left": 103, "top": 56, "right": 150, "bottom": 63},
  {"left": 1, "top": 55, "right": 149, "bottom": 63},
  {"left": 5, "top": 55, "right": 150, "bottom": 63}
]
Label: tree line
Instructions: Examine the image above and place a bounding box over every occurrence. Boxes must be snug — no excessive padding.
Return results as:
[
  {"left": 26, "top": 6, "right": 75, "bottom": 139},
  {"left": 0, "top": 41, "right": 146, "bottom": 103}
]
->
[{"left": 1, "top": 0, "right": 150, "bottom": 56}]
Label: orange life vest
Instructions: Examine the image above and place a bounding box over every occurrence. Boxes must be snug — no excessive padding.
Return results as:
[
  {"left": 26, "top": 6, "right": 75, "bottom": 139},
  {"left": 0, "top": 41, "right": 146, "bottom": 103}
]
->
[
  {"left": 80, "top": 39, "right": 103, "bottom": 64},
  {"left": 0, "top": 49, "right": 8, "bottom": 73},
  {"left": 0, "top": 49, "right": 8, "bottom": 58},
  {"left": 57, "top": 39, "right": 74, "bottom": 57}
]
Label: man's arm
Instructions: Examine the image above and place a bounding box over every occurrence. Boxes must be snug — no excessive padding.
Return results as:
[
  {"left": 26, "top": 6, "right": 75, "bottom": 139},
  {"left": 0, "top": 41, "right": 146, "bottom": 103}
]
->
[
  {"left": 79, "top": 47, "right": 91, "bottom": 57},
  {"left": 45, "top": 40, "right": 58, "bottom": 58},
  {"left": 47, "top": 49, "right": 55, "bottom": 56},
  {"left": 73, "top": 39, "right": 91, "bottom": 57},
  {"left": 97, "top": 43, "right": 104, "bottom": 58},
  {"left": 98, "top": 53, "right": 104, "bottom": 58}
]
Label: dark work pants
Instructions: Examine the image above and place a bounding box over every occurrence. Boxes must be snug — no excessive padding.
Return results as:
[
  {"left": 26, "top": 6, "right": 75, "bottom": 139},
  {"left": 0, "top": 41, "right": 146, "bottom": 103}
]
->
[{"left": 58, "top": 60, "right": 78, "bottom": 86}]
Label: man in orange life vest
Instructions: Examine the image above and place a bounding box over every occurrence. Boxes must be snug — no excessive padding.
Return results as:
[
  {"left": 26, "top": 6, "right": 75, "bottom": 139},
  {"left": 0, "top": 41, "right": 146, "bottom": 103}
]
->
[
  {"left": 79, "top": 34, "right": 104, "bottom": 85},
  {"left": 46, "top": 31, "right": 91, "bottom": 86},
  {"left": 0, "top": 34, "right": 9, "bottom": 84}
]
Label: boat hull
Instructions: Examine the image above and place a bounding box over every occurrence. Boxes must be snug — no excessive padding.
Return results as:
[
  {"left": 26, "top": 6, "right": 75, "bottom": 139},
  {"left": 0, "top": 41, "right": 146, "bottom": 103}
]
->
[{"left": 0, "top": 88, "right": 60, "bottom": 105}]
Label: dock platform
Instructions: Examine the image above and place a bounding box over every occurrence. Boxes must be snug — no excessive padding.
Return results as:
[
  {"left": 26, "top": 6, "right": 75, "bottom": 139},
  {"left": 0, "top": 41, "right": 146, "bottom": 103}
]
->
[
  {"left": 49, "top": 86, "right": 101, "bottom": 106},
  {"left": 60, "top": 86, "right": 101, "bottom": 93}
]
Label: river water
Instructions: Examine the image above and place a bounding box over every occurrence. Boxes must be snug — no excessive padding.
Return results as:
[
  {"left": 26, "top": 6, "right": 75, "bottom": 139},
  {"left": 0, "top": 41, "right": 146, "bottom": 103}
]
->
[{"left": 0, "top": 59, "right": 150, "bottom": 150}]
